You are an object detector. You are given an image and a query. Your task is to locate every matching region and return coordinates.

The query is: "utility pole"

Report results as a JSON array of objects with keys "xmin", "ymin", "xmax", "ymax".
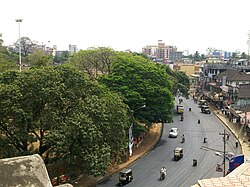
[{"xmin": 219, "ymin": 129, "xmax": 228, "ymax": 177}]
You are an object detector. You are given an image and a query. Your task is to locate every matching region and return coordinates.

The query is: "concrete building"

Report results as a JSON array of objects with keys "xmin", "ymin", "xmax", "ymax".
[
  {"xmin": 142, "ymin": 40, "xmax": 182, "ymax": 63},
  {"xmin": 69, "ymin": 44, "xmax": 77, "ymax": 54},
  {"xmin": 173, "ymin": 63, "xmax": 200, "ymax": 78}
]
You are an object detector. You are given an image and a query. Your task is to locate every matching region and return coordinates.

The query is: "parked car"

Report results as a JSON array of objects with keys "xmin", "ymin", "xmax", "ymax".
[
  {"xmin": 119, "ymin": 168, "xmax": 133, "ymax": 185},
  {"xmin": 169, "ymin": 127, "xmax": 178, "ymax": 138}
]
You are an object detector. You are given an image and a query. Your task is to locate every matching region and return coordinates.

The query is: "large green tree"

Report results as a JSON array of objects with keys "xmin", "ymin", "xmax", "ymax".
[
  {"xmin": 13, "ymin": 37, "xmax": 38, "ymax": 58},
  {"xmin": 99, "ymin": 52, "xmax": 174, "ymax": 125},
  {"xmin": 0, "ymin": 66, "xmax": 131, "ymax": 176}
]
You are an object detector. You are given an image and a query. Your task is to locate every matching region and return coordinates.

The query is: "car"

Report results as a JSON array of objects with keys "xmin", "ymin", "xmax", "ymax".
[
  {"xmin": 119, "ymin": 168, "xmax": 133, "ymax": 185},
  {"xmin": 169, "ymin": 127, "xmax": 178, "ymax": 138}
]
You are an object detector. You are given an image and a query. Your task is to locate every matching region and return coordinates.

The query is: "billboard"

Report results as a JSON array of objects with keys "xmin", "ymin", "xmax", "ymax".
[{"xmin": 229, "ymin": 154, "xmax": 244, "ymax": 172}]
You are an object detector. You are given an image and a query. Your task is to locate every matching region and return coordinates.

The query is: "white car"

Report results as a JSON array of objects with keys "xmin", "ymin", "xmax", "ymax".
[{"xmin": 169, "ymin": 127, "xmax": 178, "ymax": 138}]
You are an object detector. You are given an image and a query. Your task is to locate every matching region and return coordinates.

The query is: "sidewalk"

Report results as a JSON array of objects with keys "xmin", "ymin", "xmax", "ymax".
[
  {"xmin": 74, "ymin": 123, "xmax": 162, "ymax": 187},
  {"xmin": 212, "ymin": 106, "xmax": 250, "ymax": 161}
]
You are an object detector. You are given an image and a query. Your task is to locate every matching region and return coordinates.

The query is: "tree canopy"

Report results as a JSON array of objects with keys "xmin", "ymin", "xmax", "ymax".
[
  {"xmin": 28, "ymin": 49, "xmax": 53, "ymax": 67},
  {"xmin": 13, "ymin": 37, "xmax": 38, "ymax": 58},
  {"xmin": 0, "ymin": 66, "xmax": 131, "ymax": 176},
  {"xmin": 69, "ymin": 47, "xmax": 117, "ymax": 79},
  {"xmin": 0, "ymin": 34, "xmax": 17, "ymax": 72},
  {"xmin": 99, "ymin": 52, "xmax": 174, "ymax": 125}
]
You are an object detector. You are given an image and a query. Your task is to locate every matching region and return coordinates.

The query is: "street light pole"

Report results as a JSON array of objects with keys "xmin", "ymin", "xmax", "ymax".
[
  {"xmin": 247, "ymin": 30, "xmax": 250, "ymax": 65},
  {"xmin": 15, "ymin": 19, "xmax": 23, "ymax": 72}
]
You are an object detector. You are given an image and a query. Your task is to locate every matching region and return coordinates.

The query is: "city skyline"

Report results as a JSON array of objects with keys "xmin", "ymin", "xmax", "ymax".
[{"xmin": 1, "ymin": 0, "xmax": 250, "ymax": 54}]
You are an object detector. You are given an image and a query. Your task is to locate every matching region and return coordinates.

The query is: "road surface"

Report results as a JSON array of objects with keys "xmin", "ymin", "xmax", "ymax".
[{"xmin": 98, "ymin": 97, "xmax": 241, "ymax": 187}]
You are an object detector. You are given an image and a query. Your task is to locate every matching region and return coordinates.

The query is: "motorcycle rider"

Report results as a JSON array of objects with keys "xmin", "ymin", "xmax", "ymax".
[
  {"xmin": 181, "ymin": 134, "xmax": 185, "ymax": 143},
  {"xmin": 181, "ymin": 114, "xmax": 184, "ymax": 121},
  {"xmin": 160, "ymin": 167, "xmax": 167, "ymax": 180}
]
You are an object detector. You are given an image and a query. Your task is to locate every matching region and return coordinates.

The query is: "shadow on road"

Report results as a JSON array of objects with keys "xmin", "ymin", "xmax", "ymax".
[{"xmin": 152, "ymin": 139, "xmax": 167, "ymax": 149}]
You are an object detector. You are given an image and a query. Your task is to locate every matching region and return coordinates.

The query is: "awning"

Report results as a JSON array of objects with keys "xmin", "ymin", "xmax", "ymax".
[
  {"xmin": 230, "ymin": 108, "xmax": 243, "ymax": 116},
  {"xmin": 238, "ymin": 112, "xmax": 250, "ymax": 126}
]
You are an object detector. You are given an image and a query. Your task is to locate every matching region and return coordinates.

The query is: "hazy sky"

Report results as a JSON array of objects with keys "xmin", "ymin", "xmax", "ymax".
[{"xmin": 1, "ymin": 0, "xmax": 250, "ymax": 54}]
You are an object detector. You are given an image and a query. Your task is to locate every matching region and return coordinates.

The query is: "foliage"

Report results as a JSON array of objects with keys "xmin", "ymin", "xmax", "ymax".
[
  {"xmin": 133, "ymin": 123, "xmax": 147, "ymax": 137},
  {"xmin": 28, "ymin": 49, "xmax": 53, "ymax": 67},
  {"xmin": 99, "ymin": 52, "xmax": 174, "ymax": 125},
  {"xmin": 232, "ymin": 52, "xmax": 238, "ymax": 59},
  {"xmin": 13, "ymin": 37, "xmax": 38, "ymax": 58},
  {"xmin": 69, "ymin": 47, "xmax": 117, "ymax": 79},
  {"xmin": 193, "ymin": 51, "xmax": 201, "ymax": 61},
  {"xmin": 185, "ymin": 51, "xmax": 205, "ymax": 61},
  {"xmin": 155, "ymin": 63, "xmax": 190, "ymax": 99},
  {"xmin": 241, "ymin": 52, "xmax": 248, "ymax": 59},
  {"xmin": 0, "ymin": 66, "xmax": 131, "ymax": 176},
  {"xmin": 53, "ymin": 51, "xmax": 70, "ymax": 64},
  {"xmin": 173, "ymin": 71, "xmax": 190, "ymax": 97},
  {"xmin": 0, "ymin": 34, "xmax": 17, "ymax": 72}
]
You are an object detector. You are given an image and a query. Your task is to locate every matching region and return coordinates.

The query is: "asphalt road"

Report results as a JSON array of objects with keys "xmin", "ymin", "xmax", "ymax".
[{"xmin": 98, "ymin": 97, "xmax": 241, "ymax": 187}]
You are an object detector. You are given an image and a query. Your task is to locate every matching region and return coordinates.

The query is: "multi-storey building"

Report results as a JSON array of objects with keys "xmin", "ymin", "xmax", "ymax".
[
  {"xmin": 69, "ymin": 44, "xmax": 77, "ymax": 54},
  {"xmin": 142, "ymin": 40, "xmax": 182, "ymax": 63}
]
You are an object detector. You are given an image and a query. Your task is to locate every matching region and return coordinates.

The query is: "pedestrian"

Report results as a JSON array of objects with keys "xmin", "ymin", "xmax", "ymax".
[
  {"xmin": 227, "ymin": 134, "xmax": 229, "ymax": 140},
  {"xmin": 236, "ymin": 141, "xmax": 239, "ymax": 148}
]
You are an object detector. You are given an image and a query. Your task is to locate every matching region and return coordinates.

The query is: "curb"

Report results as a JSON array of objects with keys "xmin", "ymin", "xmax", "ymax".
[
  {"xmin": 213, "ymin": 111, "xmax": 243, "ymax": 153},
  {"xmin": 96, "ymin": 123, "xmax": 163, "ymax": 184}
]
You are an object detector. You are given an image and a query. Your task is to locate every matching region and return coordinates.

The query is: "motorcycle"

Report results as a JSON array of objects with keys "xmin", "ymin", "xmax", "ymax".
[
  {"xmin": 181, "ymin": 115, "xmax": 184, "ymax": 121},
  {"xmin": 181, "ymin": 137, "xmax": 185, "ymax": 143},
  {"xmin": 160, "ymin": 172, "xmax": 166, "ymax": 181}
]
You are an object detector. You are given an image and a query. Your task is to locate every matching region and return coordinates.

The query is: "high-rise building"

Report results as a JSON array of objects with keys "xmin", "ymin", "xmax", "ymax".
[
  {"xmin": 69, "ymin": 44, "xmax": 77, "ymax": 54},
  {"xmin": 142, "ymin": 40, "xmax": 182, "ymax": 63}
]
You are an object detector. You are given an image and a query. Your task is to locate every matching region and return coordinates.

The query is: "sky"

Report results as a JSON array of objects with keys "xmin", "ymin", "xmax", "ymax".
[{"xmin": 1, "ymin": 0, "xmax": 250, "ymax": 55}]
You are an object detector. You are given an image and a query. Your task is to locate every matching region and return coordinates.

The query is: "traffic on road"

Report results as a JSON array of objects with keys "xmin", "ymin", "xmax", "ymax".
[{"xmin": 97, "ymin": 97, "xmax": 241, "ymax": 187}]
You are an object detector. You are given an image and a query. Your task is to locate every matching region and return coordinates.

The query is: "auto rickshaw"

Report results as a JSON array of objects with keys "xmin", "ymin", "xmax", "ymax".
[
  {"xmin": 119, "ymin": 168, "xmax": 133, "ymax": 185},
  {"xmin": 174, "ymin": 147, "xmax": 183, "ymax": 161}
]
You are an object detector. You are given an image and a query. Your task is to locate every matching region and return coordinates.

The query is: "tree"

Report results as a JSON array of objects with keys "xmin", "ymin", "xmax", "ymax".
[
  {"xmin": 241, "ymin": 52, "xmax": 248, "ymax": 59},
  {"xmin": 53, "ymin": 51, "xmax": 70, "ymax": 64},
  {"xmin": 13, "ymin": 37, "xmax": 38, "ymax": 58},
  {"xmin": 99, "ymin": 52, "xmax": 174, "ymax": 125},
  {"xmin": 28, "ymin": 49, "xmax": 53, "ymax": 67},
  {"xmin": 157, "ymin": 64, "xmax": 190, "ymax": 98},
  {"xmin": 0, "ymin": 34, "xmax": 17, "ymax": 72},
  {"xmin": 201, "ymin": 54, "xmax": 206, "ymax": 60},
  {"xmin": 69, "ymin": 47, "xmax": 117, "ymax": 79},
  {"xmin": 232, "ymin": 52, "xmax": 238, "ymax": 59},
  {"xmin": 173, "ymin": 71, "xmax": 190, "ymax": 97},
  {"xmin": 0, "ymin": 66, "xmax": 131, "ymax": 176},
  {"xmin": 193, "ymin": 51, "xmax": 201, "ymax": 61}
]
